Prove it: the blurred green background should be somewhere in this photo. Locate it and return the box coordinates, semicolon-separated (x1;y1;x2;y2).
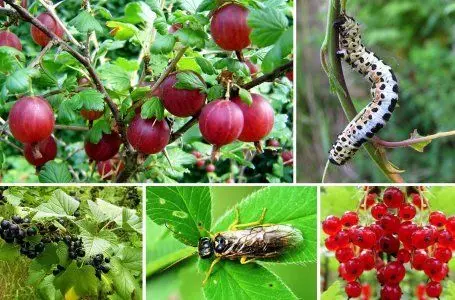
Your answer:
297;0;455;183
147;186;317;300
321;186;455;299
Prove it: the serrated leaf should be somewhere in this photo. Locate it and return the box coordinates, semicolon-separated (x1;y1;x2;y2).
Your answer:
174;28;206;48
6;68;39;94
147;186;212;247
34;189;80;218
174;71;206;91
238;87;253;105
248;8;288;47
408;130;431;152
0;46;25;73
68;11;104;34
76;219;117;257
118;1;156;24
54;262;98;297
196;0;217;12
87;200;111;223
86;119;112;144
195;57;215;75
106;21;139;40
38;162;73;183
201;262;298;299
262;26;293;73
153;16;168;35
117;246;142;273
151;34;176;54
114;57;140;72
98;64;131;91
122;207;142;234
180;0;204;13
206;84;224;101
321;281;345;300
69;88;105;111
131;86;151;101
141;97;164;120
109;256;141;299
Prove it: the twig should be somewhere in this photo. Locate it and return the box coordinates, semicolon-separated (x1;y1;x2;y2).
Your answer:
373;130;455;148
29;40;55;68
0;7;18;18
0;137;23;153
321;0;403;183
42;86;86;98
55;124;89;131
169;114;200;143
37;0;83;49
240;60;293;90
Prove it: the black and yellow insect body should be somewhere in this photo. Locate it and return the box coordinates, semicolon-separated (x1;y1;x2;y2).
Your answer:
198;208;302;284
329;15;399;165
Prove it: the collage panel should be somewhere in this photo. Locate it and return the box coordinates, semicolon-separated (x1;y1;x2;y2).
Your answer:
298;0;455;183
321;186;455;299
0;0;294;184
0;186;142;299
146;186;317;300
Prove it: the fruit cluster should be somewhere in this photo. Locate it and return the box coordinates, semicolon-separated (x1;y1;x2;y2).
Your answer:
1;1;291;182
0;216;110;280
322;187;454;299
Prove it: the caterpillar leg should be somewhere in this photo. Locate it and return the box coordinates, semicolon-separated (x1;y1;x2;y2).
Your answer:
240;256;256;264
202;257;221;285
228;207;268;230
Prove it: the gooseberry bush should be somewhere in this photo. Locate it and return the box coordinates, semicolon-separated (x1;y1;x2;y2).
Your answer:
0;0;294;183
0;186;142;299
321;186;455;300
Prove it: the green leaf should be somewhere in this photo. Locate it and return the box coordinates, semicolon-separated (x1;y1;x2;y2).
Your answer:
174;28;206;48
174;71;206;91
38;162;73;183
141;97;164;120
5;68;39;94
212;187;317;264
86;119;112;144
106;21;140;40
248;8;288;47
54;262;98;297
69;88;105;111
114;57;140;72
34;189;80;218
118;1;156;24
98;64;131;91
131;86;151;101
262;26;293;73
151;34;176;54
108;256;142;299
37;274;61;300
408;130;431;152
195;57;215;75
117;246;143;274
147;186;212;247
201;261;298;299
153;16;168;35
206;84;224;101
76;219;117;257
0;46;25;73
238;87;253;105
122;207;143;234
68;11;104;34
196;0;217;12
180;0;204;13
321;281;345;300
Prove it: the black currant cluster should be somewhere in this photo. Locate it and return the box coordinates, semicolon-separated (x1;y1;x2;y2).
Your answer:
122;187;140;207
90;187;101;201
0;215;111;280
88;253;111;279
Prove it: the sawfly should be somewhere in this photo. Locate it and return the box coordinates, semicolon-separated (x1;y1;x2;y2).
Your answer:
198;207;303;285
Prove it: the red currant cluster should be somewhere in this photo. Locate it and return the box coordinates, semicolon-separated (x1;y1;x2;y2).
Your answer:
322;187;454;300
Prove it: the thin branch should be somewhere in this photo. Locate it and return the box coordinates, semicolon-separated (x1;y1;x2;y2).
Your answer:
169;114;199;143
240;60;293;90
37;0;83;49
373;130;455;148
29;40;55;68
0;137;23;152
321;0;403;183
55;124;89;131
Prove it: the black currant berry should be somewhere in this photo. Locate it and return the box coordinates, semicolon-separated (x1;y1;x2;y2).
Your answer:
100;265;110;273
9;224;19;233
12;216;22;224
73;211;81;217
27;227;37;236
35;242;45;252
77;249;85;257
27;251;37;259
69;252;77;259
104;257;110;263
0;220;10;229
57;265;65;271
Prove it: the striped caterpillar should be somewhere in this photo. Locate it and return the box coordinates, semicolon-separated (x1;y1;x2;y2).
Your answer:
328;15;399;165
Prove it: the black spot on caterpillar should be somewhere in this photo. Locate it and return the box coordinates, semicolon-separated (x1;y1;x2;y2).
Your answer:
329;15;399;166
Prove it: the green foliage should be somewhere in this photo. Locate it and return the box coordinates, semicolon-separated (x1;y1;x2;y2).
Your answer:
147;186;317;300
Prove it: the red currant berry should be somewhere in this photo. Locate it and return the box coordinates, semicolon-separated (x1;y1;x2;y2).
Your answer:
446;216;455;234
423;257;443;278
342;257;364;281
324;236;338;251
429;211;447;227
345;281;362;298
430;263;448;282
398;204;416;220
434;247;452;263
425;281;442;298
322;215;342;236
359;249;375;270
411;250;429;270
397;248;411;264
380;284;402;300
334;230;350;248
411;193;428;209
437;229;453;248
360;193;376;210
383;187;404;208
380;214;401;234
368;223;385;241
383;261;405;285
351;228;376;249
398;221;418;245
335;247;354;263
411;227;436;249
379;234;400;254
416;283;425;298
371;203;388;220
340;211;359;227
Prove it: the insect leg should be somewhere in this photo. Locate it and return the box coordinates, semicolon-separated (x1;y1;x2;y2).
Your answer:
229;208;269;230
240;256;255;264
202;257;221;285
